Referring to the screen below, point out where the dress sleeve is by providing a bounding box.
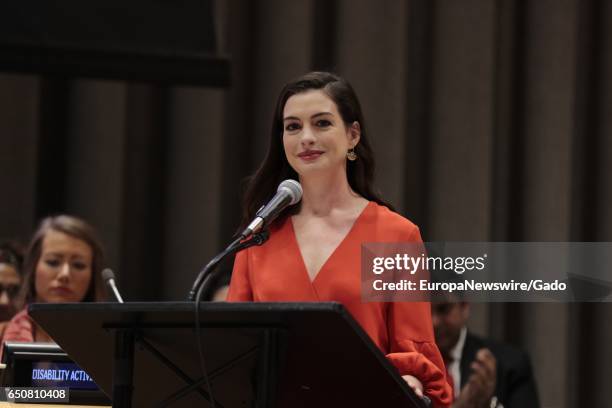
[386,301,453,407]
[384,225,453,407]
[227,250,253,301]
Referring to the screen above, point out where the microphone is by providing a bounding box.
[240,179,302,238]
[102,268,124,303]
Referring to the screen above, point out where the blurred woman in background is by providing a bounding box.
[0,241,24,334]
[1,215,106,345]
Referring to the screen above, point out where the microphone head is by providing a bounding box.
[102,268,116,282]
[278,179,303,205]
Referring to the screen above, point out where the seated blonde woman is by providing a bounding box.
[2,215,106,347]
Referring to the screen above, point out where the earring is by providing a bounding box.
[347,148,357,161]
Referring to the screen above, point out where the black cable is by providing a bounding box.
[194,280,218,408]
[191,231,270,408]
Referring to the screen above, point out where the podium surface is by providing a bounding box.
[30,302,427,408]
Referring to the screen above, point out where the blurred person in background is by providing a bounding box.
[0,241,24,334]
[1,215,106,348]
[432,298,539,408]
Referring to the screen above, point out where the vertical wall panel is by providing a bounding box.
[336,0,409,209]
[490,0,522,241]
[588,306,612,407]
[487,0,526,343]
[163,87,225,299]
[597,0,612,241]
[0,74,40,242]
[119,84,168,300]
[218,0,258,240]
[251,1,314,162]
[65,79,127,271]
[519,2,579,406]
[402,0,434,227]
[35,79,71,217]
[427,0,496,240]
[521,0,576,241]
[586,1,612,406]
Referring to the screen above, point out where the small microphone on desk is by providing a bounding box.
[102,268,124,303]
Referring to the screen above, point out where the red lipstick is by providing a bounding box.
[297,150,324,161]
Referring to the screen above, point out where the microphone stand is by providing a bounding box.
[188,231,269,408]
[187,230,270,301]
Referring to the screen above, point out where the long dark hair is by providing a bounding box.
[240,71,393,230]
[16,215,107,310]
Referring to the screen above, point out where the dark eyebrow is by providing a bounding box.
[283,112,333,122]
[311,112,333,119]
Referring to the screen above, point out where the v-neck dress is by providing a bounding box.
[228,201,453,407]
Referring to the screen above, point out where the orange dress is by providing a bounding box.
[228,201,453,407]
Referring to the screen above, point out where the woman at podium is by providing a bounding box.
[1,215,106,346]
[227,72,452,407]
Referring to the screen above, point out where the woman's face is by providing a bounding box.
[35,230,93,303]
[282,90,360,177]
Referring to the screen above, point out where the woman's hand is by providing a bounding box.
[402,374,424,398]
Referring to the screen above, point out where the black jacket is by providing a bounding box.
[460,332,540,408]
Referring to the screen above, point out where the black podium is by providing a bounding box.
[29,302,427,408]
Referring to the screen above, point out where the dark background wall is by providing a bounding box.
[1,1,611,406]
